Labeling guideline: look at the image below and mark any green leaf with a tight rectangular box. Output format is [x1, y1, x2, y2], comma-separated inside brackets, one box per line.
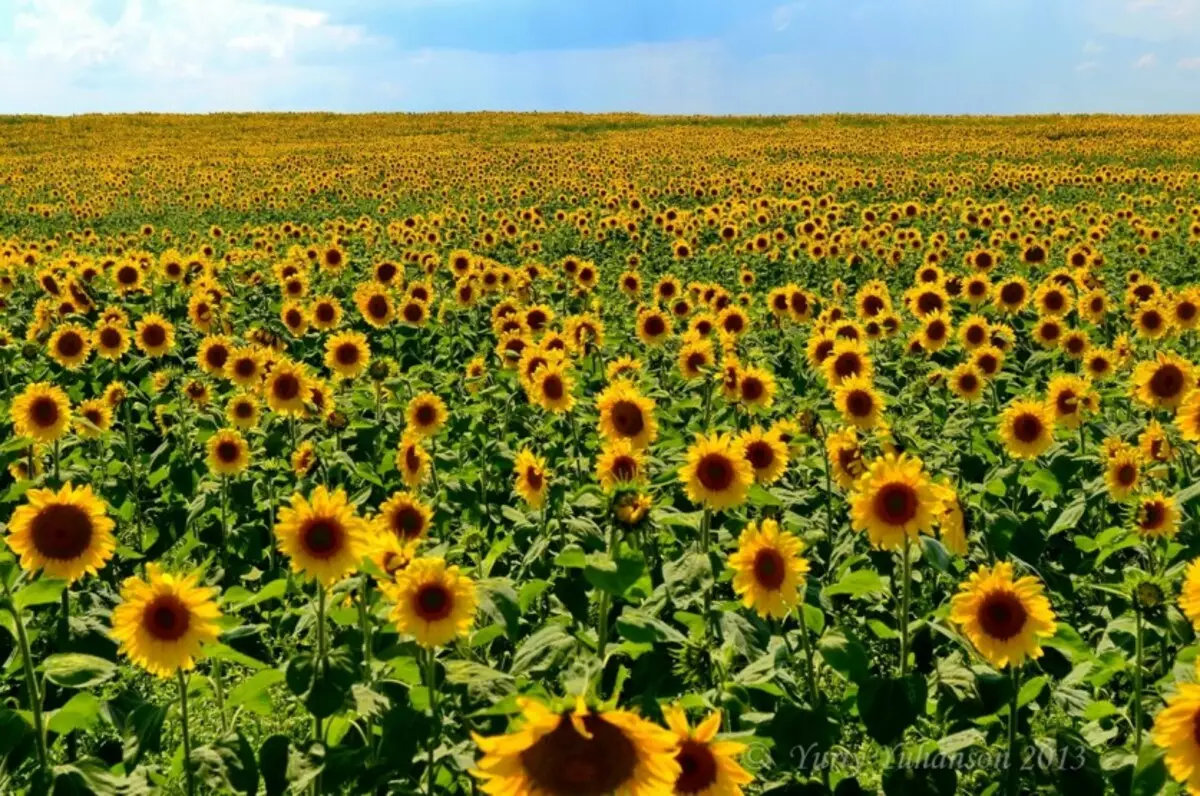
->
[857, 674, 927, 744]
[225, 578, 288, 611]
[45, 758, 124, 796]
[554, 547, 587, 568]
[42, 653, 117, 688]
[227, 669, 286, 716]
[47, 692, 108, 736]
[14, 577, 67, 609]
[122, 702, 167, 767]
[517, 579, 550, 612]
[193, 732, 259, 796]
[1023, 468, 1060, 499]
[1048, 498, 1087, 537]
[1130, 743, 1167, 796]
[1018, 675, 1048, 707]
[584, 546, 645, 597]
[824, 569, 886, 599]
[818, 630, 870, 684]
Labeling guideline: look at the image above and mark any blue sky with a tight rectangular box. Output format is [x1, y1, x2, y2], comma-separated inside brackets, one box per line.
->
[2, 0, 1200, 114]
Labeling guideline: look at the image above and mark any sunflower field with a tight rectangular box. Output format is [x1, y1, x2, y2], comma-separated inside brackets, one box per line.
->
[2, 113, 1200, 795]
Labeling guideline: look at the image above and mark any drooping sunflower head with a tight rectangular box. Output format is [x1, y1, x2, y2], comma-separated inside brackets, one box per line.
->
[728, 518, 809, 618]
[397, 433, 430, 488]
[385, 557, 476, 648]
[376, 491, 433, 543]
[472, 697, 679, 796]
[206, 428, 251, 477]
[1046, 374, 1096, 430]
[274, 485, 370, 585]
[949, 562, 1057, 669]
[998, 398, 1056, 460]
[6, 483, 116, 583]
[849, 452, 944, 549]
[110, 564, 222, 677]
[11, 382, 72, 443]
[679, 432, 753, 511]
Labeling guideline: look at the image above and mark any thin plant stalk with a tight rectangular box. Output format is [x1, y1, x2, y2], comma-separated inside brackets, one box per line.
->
[1006, 665, 1021, 796]
[178, 670, 196, 796]
[425, 649, 440, 796]
[898, 534, 912, 678]
[3, 597, 49, 779]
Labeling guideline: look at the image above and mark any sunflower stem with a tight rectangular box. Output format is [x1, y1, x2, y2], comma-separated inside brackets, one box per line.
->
[428, 436, 441, 495]
[178, 669, 196, 796]
[357, 575, 376, 763]
[701, 377, 714, 431]
[52, 437, 60, 485]
[3, 597, 49, 779]
[898, 534, 912, 678]
[1006, 665, 1021, 796]
[219, 475, 229, 557]
[213, 656, 229, 735]
[425, 649, 440, 796]
[794, 610, 821, 708]
[566, 412, 584, 483]
[1134, 605, 1144, 750]
[26, 445, 35, 484]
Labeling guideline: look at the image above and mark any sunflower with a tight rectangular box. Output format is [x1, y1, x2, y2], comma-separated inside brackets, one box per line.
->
[1152, 683, 1200, 793]
[1134, 492, 1179, 539]
[615, 492, 654, 526]
[834, 375, 885, 429]
[679, 432, 753, 511]
[636, 308, 672, 347]
[826, 426, 865, 490]
[324, 330, 371, 381]
[385, 557, 476, 648]
[134, 313, 175, 357]
[947, 363, 985, 403]
[92, 322, 130, 360]
[728, 519, 808, 619]
[206, 428, 250, 476]
[110, 565, 222, 677]
[369, 533, 419, 579]
[11, 382, 71, 443]
[48, 322, 92, 369]
[958, 315, 990, 350]
[280, 300, 309, 337]
[1046, 374, 1095, 429]
[274, 485, 370, 585]
[972, 345, 1005, 379]
[75, 398, 113, 439]
[1105, 447, 1142, 501]
[356, 284, 396, 328]
[310, 295, 343, 331]
[849, 453, 944, 550]
[397, 433, 431, 488]
[664, 706, 754, 796]
[1140, 419, 1173, 463]
[1083, 348, 1115, 381]
[919, 312, 952, 352]
[514, 448, 550, 509]
[822, 339, 873, 387]
[1031, 316, 1063, 349]
[227, 346, 263, 387]
[226, 393, 260, 429]
[933, 480, 968, 555]
[993, 277, 1030, 314]
[406, 392, 447, 437]
[597, 381, 658, 449]
[739, 426, 788, 485]
[375, 491, 433, 542]
[998, 399, 1056, 460]
[291, 440, 317, 477]
[473, 697, 679, 796]
[949, 562, 1056, 669]
[736, 365, 777, 411]
[1133, 298, 1173, 340]
[529, 361, 576, 414]
[595, 439, 645, 491]
[5, 483, 116, 582]
[1033, 282, 1071, 317]
[264, 359, 310, 416]
[678, 338, 715, 381]
[1177, 389, 1200, 443]
[1132, 352, 1196, 411]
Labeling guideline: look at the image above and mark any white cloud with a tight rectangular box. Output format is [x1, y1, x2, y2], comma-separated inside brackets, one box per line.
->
[1133, 52, 1158, 67]
[1083, 39, 1105, 53]
[1076, 60, 1100, 71]
[1179, 55, 1200, 68]
[1, 0, 366, 111]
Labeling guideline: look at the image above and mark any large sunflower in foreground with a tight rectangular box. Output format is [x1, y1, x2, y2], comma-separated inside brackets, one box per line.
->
[5, 483, 116, 582]
[728, 519, 808, 619]
[664, 706, 754, 796]
[948, 562, 1056, 669]
[274, 485, 370, 584]
[110, 565, 222, 677]
[597, 380, 658, 449]
[997, 398, 1056, 460]
[11, 382, 72, 443]
[385, 557, 476, 648]
[1153, 684, 1200, 793]
[472, 697, 679, 796]
[679, 432, 753, 511]
[848, 453, 943, 550]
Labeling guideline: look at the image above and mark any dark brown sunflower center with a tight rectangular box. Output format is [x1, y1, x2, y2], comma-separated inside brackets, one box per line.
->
[977, 591, 1027, 640]
[403, 303, 424, 323]
[335, 343, 360, 365]
[1150, 364, 1185, 399]
[610, 401, 645, 437]
[234, 401, 254, 419]
[404, 445, 422, 473]
[285, 310, 303, 328]
[741, 377, 765, 401]
[1000, 283, 1025, 305]
[746, 440, 775, 470]
[142, 324, 167, 348]
[392, 506, 424, 540]
[675, 739, 719, 794]
[1056, 390, 1078, 415]
[610, 455, 637, 482]
[874, 482, 918, 525]
[30, 503, 93, 560]
[958, 373, 979, 393]
[1179, 302, 1197, 321]
[31, 396, 61, 428]
[415, 404, 437, 426]
[205, 345, 229, 369]
[1116, 463, 1137, 486]
[99, 327, 122, 348]
[301, 519, 344, 559]
[525, 467, 544, 492]
[367, 295, 389, 319]
[697, 453, 735, 492]
[1043, 291, 1065, 312]
[753, 547, 786, 590]
[1038, 322, 1060, 341]
[143, 594, 191, 642]
[117, 266, 139, 285]
[686, 352, 707, 372]
[833, 353, 862, 379]
[846, 390, 874, 417]
[643, 315, 666, 337]
[520, 714, 638, 796]
[723, 314, 745, 333]
[1012, 413, 1043, 443]
[57, 331, 84, 357]
[273, 374, 301, 401]
[415, 584, 453, 621]
[315, 303, 336, 323]
[216, 440, 241, 463]
[1141, 501, 1166, 530]
[542, 375, 565, 401]
[862, 295, 885, 316]
[1142, 310, 1162, 331]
